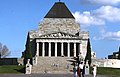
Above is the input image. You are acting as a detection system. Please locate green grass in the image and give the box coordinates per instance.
[98,67,120,75]
[0,65,25,74]
[90,67,120,77]
[0,65,120,76]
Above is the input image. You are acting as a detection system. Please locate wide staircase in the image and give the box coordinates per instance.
[32,57,76,74]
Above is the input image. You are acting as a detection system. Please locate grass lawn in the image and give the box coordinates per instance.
[90,67,120,77]
[0,65,25,74]
[0,65,120,76]
[98,67,120,75]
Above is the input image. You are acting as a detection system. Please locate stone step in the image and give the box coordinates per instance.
[32,57,75,73]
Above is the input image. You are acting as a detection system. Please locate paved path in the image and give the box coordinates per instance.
[0,74,115,77]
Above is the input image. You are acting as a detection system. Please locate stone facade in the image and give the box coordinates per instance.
[38,18,80,35]
[23,2,89,73]
[29,19,89,58]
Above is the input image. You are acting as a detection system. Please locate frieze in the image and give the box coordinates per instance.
[38,32,80,38]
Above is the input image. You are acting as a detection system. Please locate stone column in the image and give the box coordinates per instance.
[80,43,82,54]
[55,42,57,57]
[67,42,70,57]
[42,42,45,57]
[48,42,51,57]
[36,42,39,56]
[74,43,76,57]
[61,42,64,56]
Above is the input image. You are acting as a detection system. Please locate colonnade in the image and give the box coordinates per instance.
[36,42,81,57]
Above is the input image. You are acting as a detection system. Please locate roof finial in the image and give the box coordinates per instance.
[59,0,61,2]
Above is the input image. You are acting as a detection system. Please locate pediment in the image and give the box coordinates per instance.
[39,32,79,38]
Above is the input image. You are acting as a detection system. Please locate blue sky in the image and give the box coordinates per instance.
[0,0,120,58]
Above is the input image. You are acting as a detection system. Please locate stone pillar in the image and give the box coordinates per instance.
[42,42,45,57]
[48,42,51,57]
[61,42,64,56]
[67,42,70,57]
[55,42,57,57]
[74,43,76,57]
[36,42,39,56]
[32,55,37,65]
[25,59,32,74]
[80,43,82,54]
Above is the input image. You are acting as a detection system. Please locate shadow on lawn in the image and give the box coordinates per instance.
[14,67,25,73]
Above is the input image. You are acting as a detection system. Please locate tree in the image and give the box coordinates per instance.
[85,38,92,66]
[118,46,120,59]
[24,33,32,64]
[0,43,2,58]
[0,42,10,58]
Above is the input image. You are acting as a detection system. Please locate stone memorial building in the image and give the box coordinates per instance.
[23,1,89,73]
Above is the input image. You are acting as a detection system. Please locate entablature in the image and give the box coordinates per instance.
[38,32,81,39]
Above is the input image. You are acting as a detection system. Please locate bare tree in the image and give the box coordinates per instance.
[0,43,2,51]
[0,42,2,58]
[0,42,10,58]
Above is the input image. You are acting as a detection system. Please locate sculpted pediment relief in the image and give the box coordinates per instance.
[39,32,78,38]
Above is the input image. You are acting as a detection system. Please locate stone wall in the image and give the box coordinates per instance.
[104,59,120,68]
[92,58,120,68]
[80,31,89,39]
[38,18,80,35]
[92,58,105,67]
[79,31,89,58]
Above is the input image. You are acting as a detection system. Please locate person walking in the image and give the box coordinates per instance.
[79,62,84,77]
[73,65,77,77]
[77,66,81,77]
[92,64,97,77]
[82,64,85,77]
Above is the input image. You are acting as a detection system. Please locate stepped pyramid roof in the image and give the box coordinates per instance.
[44,2,74,18]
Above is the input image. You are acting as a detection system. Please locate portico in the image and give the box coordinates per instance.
[36,37,81,57]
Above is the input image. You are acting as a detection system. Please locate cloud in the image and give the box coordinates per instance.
[94,6,120,22]
[73,6,120,26]
[102,31,120,40]
[72,11,105,28]
[93,31,120,41]
[81,0,120,6]
[73,6,120,27]
[73,6,120,41]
